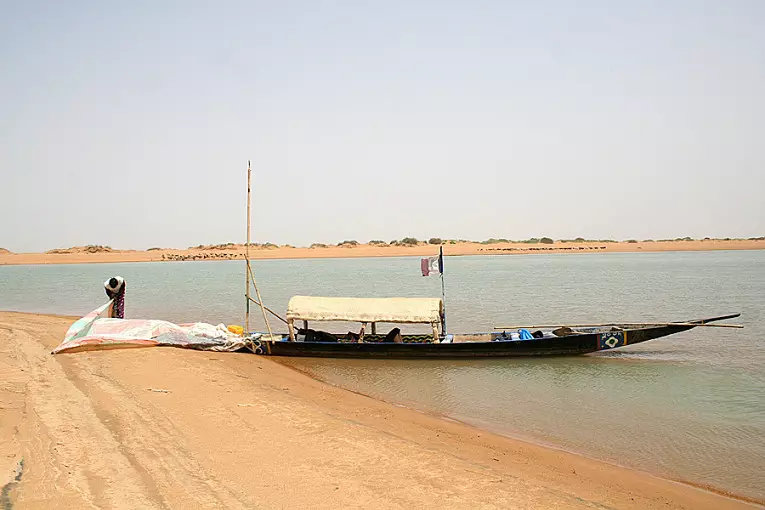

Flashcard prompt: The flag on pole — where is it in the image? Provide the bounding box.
[421,248,444,276]
[421,257,439,276]
[421,246,447,334]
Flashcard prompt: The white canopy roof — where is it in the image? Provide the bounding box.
[286,296,444,324]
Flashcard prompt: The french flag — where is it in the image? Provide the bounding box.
[421,247,444,276]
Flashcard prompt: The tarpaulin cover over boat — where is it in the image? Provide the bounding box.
[52,300,249,354]
[286,296,444,324]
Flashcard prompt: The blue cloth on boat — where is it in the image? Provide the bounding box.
[518,328,533,340]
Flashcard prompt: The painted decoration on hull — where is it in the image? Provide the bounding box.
[598,331,626,350]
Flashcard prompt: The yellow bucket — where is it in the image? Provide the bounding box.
[227,325,244,336]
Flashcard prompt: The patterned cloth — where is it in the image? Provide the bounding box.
[113,285,125,318]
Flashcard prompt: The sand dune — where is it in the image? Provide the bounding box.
[1,311,757,509]
[0,239,763,266]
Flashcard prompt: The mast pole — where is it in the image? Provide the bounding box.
[439,245,447,335]
[245,160,274,340]
[245,161,252,334]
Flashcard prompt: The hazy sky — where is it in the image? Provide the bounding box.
[2,0,763,252]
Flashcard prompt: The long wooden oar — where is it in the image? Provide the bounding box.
[494,322,743,330]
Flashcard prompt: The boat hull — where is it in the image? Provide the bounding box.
[254,322,712,359]
[264,335,597,358]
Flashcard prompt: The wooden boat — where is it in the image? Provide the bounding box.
[246,296,741,358]
[238,164,742,359]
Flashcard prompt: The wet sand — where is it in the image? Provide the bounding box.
[1,311,758,509]
[0,239,763,266]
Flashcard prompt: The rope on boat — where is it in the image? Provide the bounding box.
[247,337,264,355]
[246,295,288,324]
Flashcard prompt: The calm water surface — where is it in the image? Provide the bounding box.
[1,251,763,500]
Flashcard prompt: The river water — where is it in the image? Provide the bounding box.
[1,251,763,500]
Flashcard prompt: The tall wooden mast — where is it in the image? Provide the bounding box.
[245,160,273,339]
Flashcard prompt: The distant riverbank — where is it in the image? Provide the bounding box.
[1,238,763,266]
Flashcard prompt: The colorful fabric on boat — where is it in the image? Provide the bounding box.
[53,301,249,354]
[518,329,534,340]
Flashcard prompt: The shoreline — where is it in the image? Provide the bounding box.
[280,361,764,507]
[1,311,759,508]
[1,239,764,266]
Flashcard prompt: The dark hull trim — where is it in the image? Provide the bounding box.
[255,315,738,359]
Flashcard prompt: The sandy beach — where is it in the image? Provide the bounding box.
[0,239,763,266]
[0,311,758,509]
